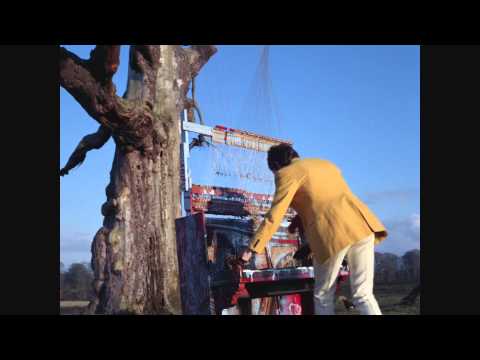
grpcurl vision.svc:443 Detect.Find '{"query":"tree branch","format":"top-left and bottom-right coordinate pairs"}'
top-left (187, 45), bottom-right (217, 78)
top-left (129, 45), bottom-right (158, 74)
top-left (184, 98), bottom-right (204, 125)
top-left (60, 125), bottom-right (111, 176)
top-left (60, 45), bottom-right (122, 129)
top-left (89, 46), bottom-right (121, 83)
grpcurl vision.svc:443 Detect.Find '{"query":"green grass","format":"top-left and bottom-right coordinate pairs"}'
top-left (60, 301), bottom-right (90, 315)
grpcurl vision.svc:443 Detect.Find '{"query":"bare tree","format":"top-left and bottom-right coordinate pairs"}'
top-left (60, 45), bottom-right (217, 314)
top-left (62, 263), bottom-right (95, 301)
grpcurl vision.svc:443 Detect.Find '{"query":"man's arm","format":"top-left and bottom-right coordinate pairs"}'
top-left (288, 214), bottom-right (302, 234)
top-left (248, 171), bottom-right (305, 254)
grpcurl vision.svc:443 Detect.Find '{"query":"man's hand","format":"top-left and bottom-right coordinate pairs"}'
top-left (225, 248), bottom-right (254, 272)
top-left (293, 243), bottom-right (311, 260)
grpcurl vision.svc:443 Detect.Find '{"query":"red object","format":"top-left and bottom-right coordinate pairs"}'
top-left (229, 262), bottom-right (249, 306)
top-left (272, 239), bottom-right (300, 245)
top-left (213, 125), bottom-right (293, 145)
top-left (335, 270), bottom-right (350, 294)
top-left (231, 282), bottom-right (249, 306)
top-left (284, 295), bottom-right (302, 315)
top-left (188, 184), bottom-right (296, 217)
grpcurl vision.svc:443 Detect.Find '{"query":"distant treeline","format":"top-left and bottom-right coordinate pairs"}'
top-left (60, 248), bottom-right (419, 300)
top-left (60, 262), bottom-right (95, 301)
top-left (374, 249), bottom-right (420, 284)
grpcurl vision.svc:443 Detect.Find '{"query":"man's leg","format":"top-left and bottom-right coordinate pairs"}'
top-left (346, 233), bottom-right (382, 315)
top-left (313, 246), bottom-right (350, 315)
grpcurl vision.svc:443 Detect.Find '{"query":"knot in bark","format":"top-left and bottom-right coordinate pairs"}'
top-left (101, 198), bottom-right (119, 217)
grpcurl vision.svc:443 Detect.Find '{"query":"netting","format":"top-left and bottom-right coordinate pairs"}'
top-left (189, 45), bottom-right (287, 201)
top-left (210, 127), bottom-right (285, 196)
top-left (237, 46), bottom-right (284, 138)
top-left (185, 47), bottom-right (302, 315)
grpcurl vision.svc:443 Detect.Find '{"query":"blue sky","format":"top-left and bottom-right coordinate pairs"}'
top-left (60, 45), bottom-right (420, 266)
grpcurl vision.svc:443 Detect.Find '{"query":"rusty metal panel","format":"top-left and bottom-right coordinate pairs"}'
top-left (212, 125), bottom-right (292, 152)
top-left (189, 184), bottom-right (296, 218)
top-left (175, 213), bottom-right (212, 315)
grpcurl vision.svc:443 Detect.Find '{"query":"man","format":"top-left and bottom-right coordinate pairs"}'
top-left (240, 144), bottom-right (388, 315)
top-left (336, 259), bottom-right (355, 311)
top-left (290, 220), bottom-right (355, 311)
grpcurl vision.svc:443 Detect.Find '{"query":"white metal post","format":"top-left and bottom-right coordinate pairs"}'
top-left (180, 109), bottom-right (191, 217)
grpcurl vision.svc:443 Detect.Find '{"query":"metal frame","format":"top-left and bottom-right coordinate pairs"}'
top-left (180, 110), bottom-right (193, 216)
top-left (179, 112), bottom-right (292, 217)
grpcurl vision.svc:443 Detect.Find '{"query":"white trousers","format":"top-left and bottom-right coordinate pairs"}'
top-left (313, 233), bottom-right (382, 315)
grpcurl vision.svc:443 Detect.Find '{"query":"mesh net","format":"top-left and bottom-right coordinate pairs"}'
top-left (189, 45), bottom-right (286, 199)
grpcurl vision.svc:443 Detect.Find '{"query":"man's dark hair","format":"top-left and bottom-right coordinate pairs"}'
top-left (267, 144), bottom-right (299, 172)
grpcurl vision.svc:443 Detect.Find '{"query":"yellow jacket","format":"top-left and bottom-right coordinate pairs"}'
top-left (249, 158), bottom-right (388, 264)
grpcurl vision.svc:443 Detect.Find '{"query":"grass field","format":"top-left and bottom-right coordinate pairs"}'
top-left (60, 301), bottom-right (90, 315)
top-left (60, 283), bottom-right (419, 315)
top-left (335, 283), bottom-right (420, 315)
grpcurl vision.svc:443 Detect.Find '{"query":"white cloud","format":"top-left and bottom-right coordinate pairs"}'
top-left (61, 250), bottom-right (92, 269)
top-left (376, 213), bottom-right (420, 256)
top-left (60, 230), bottom-right (94, 266)
top-left (364, 188), bottom-right (419, 206)
top-left (410, 213), bottom-right (420, 229)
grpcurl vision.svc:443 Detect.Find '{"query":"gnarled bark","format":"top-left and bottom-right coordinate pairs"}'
top-left (61, 45), bottom-right (217, 314)
top-left (60, 125), bottom-right (111, 176)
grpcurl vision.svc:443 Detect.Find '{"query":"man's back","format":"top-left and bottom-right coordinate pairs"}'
top-left (276, 157), bottom-right (387, 264)
top-left (286, 158), bottom-right (350, 212)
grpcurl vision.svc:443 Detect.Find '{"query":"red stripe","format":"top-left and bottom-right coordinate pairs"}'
top-left (272, 239), bottom-right (299, 245)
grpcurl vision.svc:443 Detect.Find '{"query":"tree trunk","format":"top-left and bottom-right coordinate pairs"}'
top-left (60, 45), bottom-right (216, 314)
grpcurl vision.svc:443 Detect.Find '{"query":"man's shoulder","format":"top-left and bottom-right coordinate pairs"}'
top-left (291, 158), bottom-right (342, 176)
top-left (294, 158), bottom-right (336, 168)
top-left (278, 158), bottom-right (331, 177)
top-left (279, 157), bottom-right (339, 174)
